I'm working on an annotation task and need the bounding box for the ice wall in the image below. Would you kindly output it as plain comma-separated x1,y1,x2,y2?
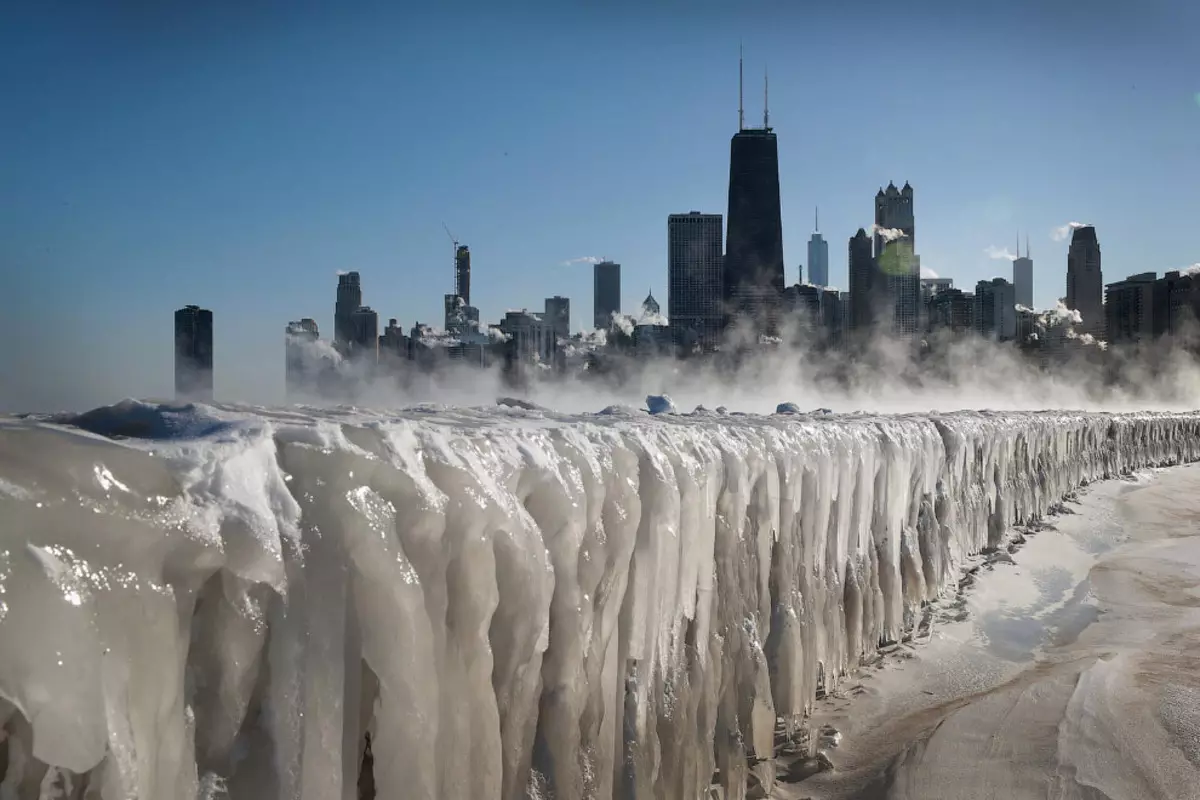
1,402,1199,800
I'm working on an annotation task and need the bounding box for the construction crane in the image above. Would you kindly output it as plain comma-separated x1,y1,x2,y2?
442,222,458,251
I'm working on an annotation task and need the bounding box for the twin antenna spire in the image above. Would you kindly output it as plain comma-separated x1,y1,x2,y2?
1015,232,1032,259
738,44,769,131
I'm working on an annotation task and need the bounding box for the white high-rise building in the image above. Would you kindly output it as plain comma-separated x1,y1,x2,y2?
806,207,829,287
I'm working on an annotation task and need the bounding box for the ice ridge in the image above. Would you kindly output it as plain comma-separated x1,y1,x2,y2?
1,403,1199,799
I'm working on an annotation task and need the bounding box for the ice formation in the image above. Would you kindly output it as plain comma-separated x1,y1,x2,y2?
1,401,1199,799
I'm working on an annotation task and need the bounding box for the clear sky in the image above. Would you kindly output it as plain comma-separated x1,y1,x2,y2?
2,0,1198,410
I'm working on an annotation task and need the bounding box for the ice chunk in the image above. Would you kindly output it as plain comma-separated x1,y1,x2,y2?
645,394,676,414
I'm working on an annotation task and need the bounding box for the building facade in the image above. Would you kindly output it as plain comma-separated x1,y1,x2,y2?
847,228,880,331
725,125,785,333
175,305,214,401
285,318,319,397
380,318,409,360
1012,240,1033,309
544,296,570,341
806,208,829,287
668,211,724,351
1066,225,1104,339
1105,272,1156,345
920,277,954,300
820,289,844,343
874,182,920,335
593,261,621,329
1154,270,1200,336
454,245,471,306
348,306,379,361
499,310,555,363
974,278,1017,341
928,288,973,334
334,271,362,348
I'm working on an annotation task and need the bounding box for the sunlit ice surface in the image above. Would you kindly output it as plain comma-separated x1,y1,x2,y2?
1,398,1200,798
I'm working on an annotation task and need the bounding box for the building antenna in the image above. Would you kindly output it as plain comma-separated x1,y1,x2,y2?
1026,233,1030,259
763,67,769,129
815,205,820,233
738,43,744,131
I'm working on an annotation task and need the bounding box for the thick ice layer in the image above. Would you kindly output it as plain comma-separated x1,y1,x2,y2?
1,401,1199,799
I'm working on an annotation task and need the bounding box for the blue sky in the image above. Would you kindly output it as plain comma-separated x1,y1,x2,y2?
2,0,1198,410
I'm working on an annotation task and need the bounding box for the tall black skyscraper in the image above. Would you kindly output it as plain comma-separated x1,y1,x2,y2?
594,261,621,328
175,305,213,401
847,229,880,332
1067,225,1104,339
335,271,362,347
724,56,785,333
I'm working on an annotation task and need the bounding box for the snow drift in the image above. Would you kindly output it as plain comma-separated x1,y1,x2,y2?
1,401,1199,799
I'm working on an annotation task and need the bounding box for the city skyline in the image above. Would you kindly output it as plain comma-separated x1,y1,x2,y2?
4,1,1199,410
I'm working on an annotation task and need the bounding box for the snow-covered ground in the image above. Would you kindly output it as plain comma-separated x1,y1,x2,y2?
798,465,1200,800
1,400,1199,799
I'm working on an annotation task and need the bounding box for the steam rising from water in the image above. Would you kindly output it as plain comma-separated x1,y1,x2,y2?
8,306,1200,417
270,318,1200,419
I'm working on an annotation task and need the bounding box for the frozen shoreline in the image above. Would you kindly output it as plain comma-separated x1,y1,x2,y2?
2,402,1200,799
792,465,1200,800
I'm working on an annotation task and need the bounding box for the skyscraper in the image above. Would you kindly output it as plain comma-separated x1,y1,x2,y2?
974,278,1016,340
1105,272,1156,345
594,260,621,329
668,211,724,351
874,182,919,334
847,228,878,331
873,182,915,253
928,288,973,334
349,306,379,361
1066,225,1104,338
444,294,478,336
285,318,319,398
806,207,829,288
544,296,570,341
724,56,785,332
175,305,213,401
820,288,843,343
455,245,471,306
334,271,362,347
1012,235,1033,309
